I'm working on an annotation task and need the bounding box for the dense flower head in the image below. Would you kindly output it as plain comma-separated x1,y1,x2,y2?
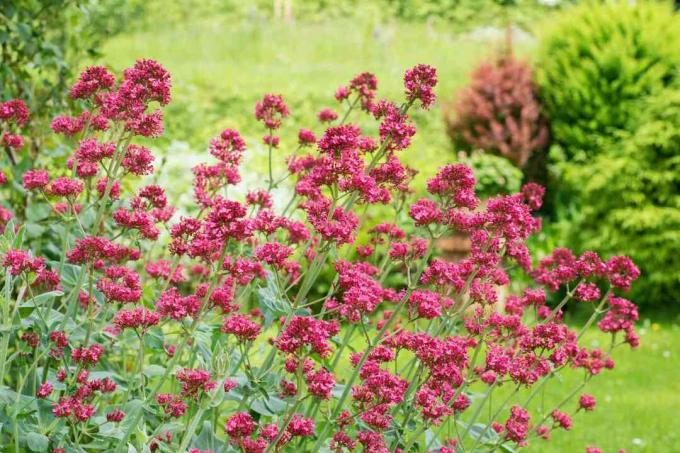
579,393,596,411
606,256,640,291
47,177,83,198
107,408,125,422
122,144,155,175
287,414,315,437
551,409,573,430
96,265,142,303
298,128,317,146
409,198,443,226
121,59,172,105
254,242,293,268
305,367,336,400
373,100,417,151
156,393,188,417
505,405,531,445
339,72,378,111
210,128,246,163
326,260,386,322
176,368,217,398
255,93,289,129
225,411,257,438
22,170,50,190
71,343,105,367
156,287,202,320
37,382,54,398
113,307,160,331
317,107,338,122
2,249,44,276
74,138,115,163
404,64,438,108
3,133,24,149
70,66,116,99
222,314,261,341
275,316,340,358
426,163,478,209
0,99,29,126
598,295,639,337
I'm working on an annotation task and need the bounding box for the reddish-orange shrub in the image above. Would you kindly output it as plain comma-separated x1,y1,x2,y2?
445,54,549,168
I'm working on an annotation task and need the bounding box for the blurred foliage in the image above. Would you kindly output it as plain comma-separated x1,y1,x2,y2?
535,0,680,308
561,89,680,307
444,53,549,169
131,0,562,31
0,0,143,151
460,151,523,199
535,0,680,160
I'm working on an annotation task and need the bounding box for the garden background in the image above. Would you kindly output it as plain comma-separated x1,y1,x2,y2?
2,0,679,451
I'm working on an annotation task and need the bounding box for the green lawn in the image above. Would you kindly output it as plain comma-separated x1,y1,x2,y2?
96,14,680,453
520,321,679,452
336,320,680,452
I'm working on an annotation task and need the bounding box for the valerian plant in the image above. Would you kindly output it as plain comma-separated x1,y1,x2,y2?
0,60,640,453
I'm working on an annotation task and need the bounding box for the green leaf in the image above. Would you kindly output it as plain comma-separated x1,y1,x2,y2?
21,290,64,308
256,271,290,327
26,432,49,452
499,443,518,453
249,395,287,416
456,421,499,445
194,421,218,451
25,202,52,222
331,383,346,399
143,365,166,377
425,428,442,449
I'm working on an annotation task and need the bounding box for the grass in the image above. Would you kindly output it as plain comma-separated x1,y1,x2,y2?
97,16,500,196
528,321,680,452
96,13,680,452
332,318,680,452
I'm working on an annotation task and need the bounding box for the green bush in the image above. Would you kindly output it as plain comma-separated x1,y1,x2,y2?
536,1,680,159
461,151,523,199
563,89,680,307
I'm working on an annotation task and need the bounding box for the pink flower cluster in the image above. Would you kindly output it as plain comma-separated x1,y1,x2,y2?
0,60,641,453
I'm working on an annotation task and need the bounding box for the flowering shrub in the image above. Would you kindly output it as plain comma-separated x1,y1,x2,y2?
445,54,549,169
0,60,640,453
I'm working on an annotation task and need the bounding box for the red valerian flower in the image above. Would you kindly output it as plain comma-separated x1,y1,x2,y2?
222,314,261,341
106,408,125,422
579,393,596,411
404,64,438,109
305,368,336,400
71,344,105,367
47,177,84,198
0,99,29,126
209,128,246,163
409,198,443,226
505,405,530,445
37,382,54,398
3,133,24,149
551,409,573,430
317,107,338,122
225,411,257,438
255,93,289,130
606,256,640,291
275,316,340,358
176,368,217,398
113,307,160,331
70,66,116,99
21,169,53,190
298,128,317,146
